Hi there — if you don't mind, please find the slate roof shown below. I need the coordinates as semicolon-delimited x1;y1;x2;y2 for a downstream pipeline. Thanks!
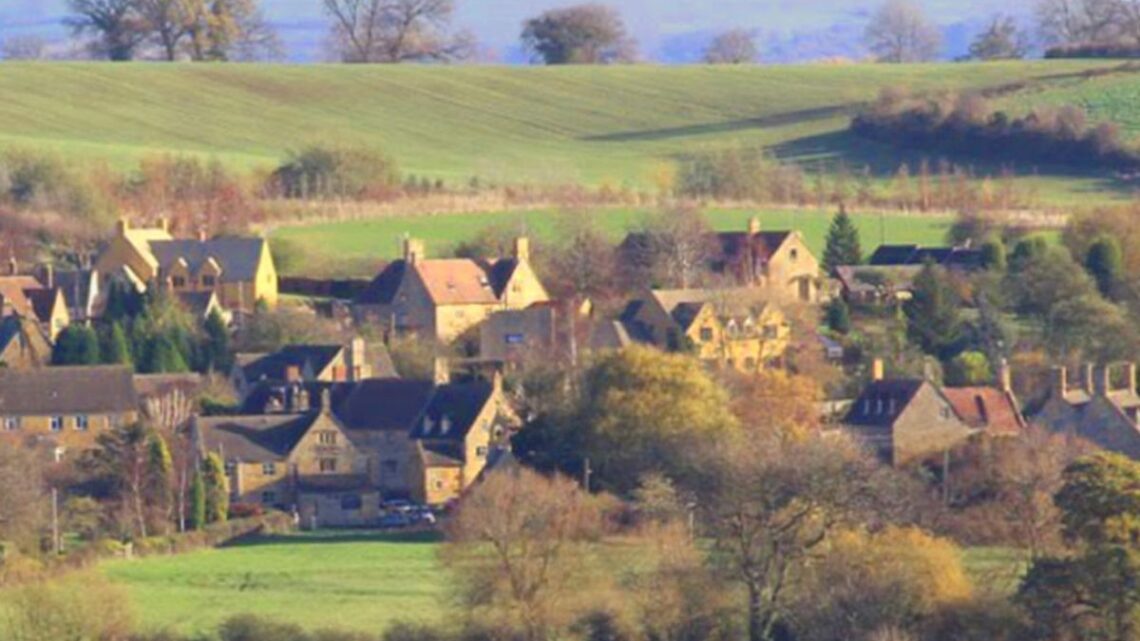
53;269;96;313
24;288;60;324
408;381;494;441
148;237;266;282
239;380;355;415
355;261;407;306
843;379;926;428
834;265;923;295
0;275;41;317
0;365;138;415
338;379;435;432
716;231;792;266
195;412;320;463
0;315;51;366
174;291;219;319
238;344;344;383
868;244;984;270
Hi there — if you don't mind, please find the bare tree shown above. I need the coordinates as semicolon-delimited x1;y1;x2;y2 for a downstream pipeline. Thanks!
640;205;718;289
1;36;49;60
444;468;603;641
0;448;46;553
323;0;472;63
864;0;942;63
521;3;636;64
694;433;879;641
703;29;759;64
1036;0;1121;45
136;0;194;60
969;14;1030;59
65;0;149;61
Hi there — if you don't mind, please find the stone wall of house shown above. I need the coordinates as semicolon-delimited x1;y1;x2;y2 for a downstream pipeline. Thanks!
765;233;821;303
0;410;138;452
892;385;973;465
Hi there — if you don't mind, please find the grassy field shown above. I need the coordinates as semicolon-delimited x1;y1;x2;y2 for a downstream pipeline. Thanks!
270;207;955;276
101;531;447;636
101;531;1026;636
0;61;1125;194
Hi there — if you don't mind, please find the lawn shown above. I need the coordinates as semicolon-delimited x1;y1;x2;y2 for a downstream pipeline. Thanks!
101;531;447;636
0;60;1126;200
269;207;954;276
100;529;1027;637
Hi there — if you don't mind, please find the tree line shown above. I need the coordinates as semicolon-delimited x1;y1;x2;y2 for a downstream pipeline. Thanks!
851;89;1140;172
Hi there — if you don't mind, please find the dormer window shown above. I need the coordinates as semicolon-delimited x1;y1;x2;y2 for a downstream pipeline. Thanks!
875;399;883;415
423;416;435;433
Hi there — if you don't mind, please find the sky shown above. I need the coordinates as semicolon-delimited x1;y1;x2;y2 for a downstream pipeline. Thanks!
0;0;1035;62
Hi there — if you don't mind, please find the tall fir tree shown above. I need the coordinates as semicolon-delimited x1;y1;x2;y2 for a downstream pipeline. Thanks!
1086;236;1123;300
203;452;229;524
904;260;962;358
144;333;190;374
100;321;133;366
201;309;230;373
822;206;863;275
52;325;101;365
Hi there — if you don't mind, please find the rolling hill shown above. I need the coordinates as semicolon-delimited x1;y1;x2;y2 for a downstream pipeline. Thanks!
0;60;1126;197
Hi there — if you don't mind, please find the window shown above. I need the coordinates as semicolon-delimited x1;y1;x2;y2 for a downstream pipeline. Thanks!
171;276;186;288
75;415;89;431
261;491;276;505
789;249;799;261
341;494;363;511
940;407;951;420
504;333;525;345
262;462;277;475
319;458;338;473
319;432;338;445
476;446;488;458
434;479;444;490
3;417;19;431
511;283;522;293
50;416;63;432
202;275;216;287
699;327;713;342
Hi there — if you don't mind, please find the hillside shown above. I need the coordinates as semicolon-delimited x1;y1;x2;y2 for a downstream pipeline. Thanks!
0;61;1122;194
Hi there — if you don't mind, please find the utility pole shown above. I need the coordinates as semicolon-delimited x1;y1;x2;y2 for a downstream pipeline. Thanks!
51;446;63;554
582;458;591;492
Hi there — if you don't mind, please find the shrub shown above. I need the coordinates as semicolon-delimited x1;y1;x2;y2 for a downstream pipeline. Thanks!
272;145;400;200
219;614;309;641
229;503;265;520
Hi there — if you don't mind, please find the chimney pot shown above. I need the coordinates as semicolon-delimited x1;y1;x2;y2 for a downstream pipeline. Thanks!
1094;365;1111;397
433;357;450;385
43;264;54;289
998;357;1012;393
1053;366;1068;399
747;216;761;236
514;237;531;262
320;388;331;412
404;237;424;265
1082;363;1095;395
197;227;208;242
871;358;884;382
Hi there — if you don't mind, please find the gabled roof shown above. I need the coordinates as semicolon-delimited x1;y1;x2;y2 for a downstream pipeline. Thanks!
844;379;926;429
0;315;51;367
415;260;500;305
338;378;435;432
24;288;61;324
148;237;266;282
355;261;407;306
834;265;923;294
0;365;138;415
196;412;323;463
409;381;495;441
239;380;355;415
941;387;1025;434
868;245;921;266
238;344;344;383
868;244;983;270
0;275;41;317
483;258;519;298
54;269;96;312
716;230;792;266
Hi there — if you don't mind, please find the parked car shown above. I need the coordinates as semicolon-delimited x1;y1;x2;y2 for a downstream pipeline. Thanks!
410;507;437;526
381;498;414;513
379;512;412;529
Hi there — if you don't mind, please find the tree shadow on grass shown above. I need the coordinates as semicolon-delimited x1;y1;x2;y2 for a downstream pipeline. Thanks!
580;104;862;143
222;529;444;548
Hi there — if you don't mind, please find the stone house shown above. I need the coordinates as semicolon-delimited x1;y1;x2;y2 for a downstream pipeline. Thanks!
617;288;792;372
353;237;550;343
193;390;379;528
0;316;52;369
0;267;70;341
619;217;822;303
843;360;1025;465
94;218;278;313
0;365;139;454
407;376;518;506
868;244;984;271
478;304;558;363
337;378;435;497
231;337;394;405
1032;363;1140;458
834;265;922;306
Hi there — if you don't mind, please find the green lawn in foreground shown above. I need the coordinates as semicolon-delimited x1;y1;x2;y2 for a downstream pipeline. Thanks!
100;529;1027;636
270;208;953;277
101;531;446;636
0;60;1127;202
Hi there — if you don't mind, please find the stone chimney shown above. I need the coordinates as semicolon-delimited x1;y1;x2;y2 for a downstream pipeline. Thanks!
287;383;309;413
284;365;302;383
116;217;130;236
871;358;884;382
1081;363;1096;395
404;237;425;265
514;237;530;263
997;357;1012;393
157;216;168;232
197;227;208;242
747;216;761;236
433;357;450;385
1129;363;1138;395
42;264;54;289
346;337;369;381
6;256;16;276
1052;366;1068;399
1094;364;1111;397
319;388;332;413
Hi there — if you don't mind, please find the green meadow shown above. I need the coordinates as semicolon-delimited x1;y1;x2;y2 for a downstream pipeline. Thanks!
269;207;954;276
98;531;1025;636
0;61;1124;195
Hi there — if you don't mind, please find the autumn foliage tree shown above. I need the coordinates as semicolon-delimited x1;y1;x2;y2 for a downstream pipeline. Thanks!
521;3;635;64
